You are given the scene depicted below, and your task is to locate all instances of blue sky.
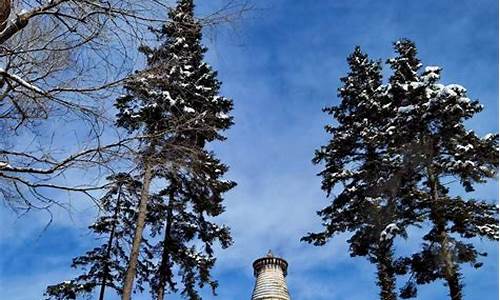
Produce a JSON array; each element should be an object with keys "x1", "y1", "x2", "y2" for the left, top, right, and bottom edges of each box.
[{"x1": 1, "y1": 0, "x2": 498, "y2": 299}]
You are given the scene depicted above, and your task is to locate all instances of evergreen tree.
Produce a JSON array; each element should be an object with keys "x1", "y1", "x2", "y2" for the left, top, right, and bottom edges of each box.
[
  {"x1": 147, "y1": 152, "x2": 234, "y2": 300},
  {"x1": 385, "y1": 39, "x2": 499, "y2": 300},
  {"x1": 115, "y1": 1, "x2": 235, "y2": 299},
  {"x1": 44, "y1": 173, "x2": 153, "y2": 300},
  {"x1": 302, "y1": 47, "x2": 418, "y2": 300},
  {"x1": 303, "y1": 40, "x2": 498, "y2": 300}
]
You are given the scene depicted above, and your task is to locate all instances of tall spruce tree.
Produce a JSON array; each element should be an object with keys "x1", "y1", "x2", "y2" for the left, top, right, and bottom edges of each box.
[
  {"x1": 385, "y1": 39, "x2": 499, "y2": 300},
  {"x1": 44, "y1": 173, "x2": 153, "y2": 300},
  {"x1": 303, "y1": 41, "x2": 498, "y2": 300},
  {"x1": 147, "y1": 153, "x2": 234, "y2": 300},
  {"x1": 115, "y1": 1, "x2": 235, "y2": 299},
  {"x1": 302, "y1": 47, "x2": 419, "y2": 300}
]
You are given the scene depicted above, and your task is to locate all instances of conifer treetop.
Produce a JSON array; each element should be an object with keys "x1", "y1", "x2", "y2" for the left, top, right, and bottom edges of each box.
[{"x1": 116, "y1": 0, "x2": 233, "y2": 146}]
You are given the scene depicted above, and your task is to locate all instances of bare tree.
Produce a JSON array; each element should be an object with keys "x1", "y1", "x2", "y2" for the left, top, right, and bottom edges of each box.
[{"x1": 0, "y1": 0, "x2": 251, "y2": 212}]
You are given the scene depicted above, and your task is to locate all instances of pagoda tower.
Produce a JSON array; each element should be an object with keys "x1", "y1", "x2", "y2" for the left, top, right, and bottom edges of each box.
[{"x1": 251, "y1": 250, "x2": 291, "y2": 300}]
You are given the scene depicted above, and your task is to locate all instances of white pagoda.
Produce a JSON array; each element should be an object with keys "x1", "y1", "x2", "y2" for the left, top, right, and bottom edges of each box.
[{"x1": 251, "y1": 250, "x2": 291, "y2": 300}]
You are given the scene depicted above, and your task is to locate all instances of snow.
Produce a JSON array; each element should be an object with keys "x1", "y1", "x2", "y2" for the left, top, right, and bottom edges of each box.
[
  {"x1": 457, "y1": 97, "x2": 471, "y2": 104},
  {"x1": 365, "y1": 196, "x2": 382, "y2": 203},
  {"x1": 434, "y1": 83, "x2": 445, "y2": 90},
  {"x1": 174, "y1": 37, "x2": 185, "y2": 45},
  {"x1": 446, "y1": 84, "x2": 467, "y2": 93},
  {"x1": 422, "y1": 66, "x2": 441, "y2": 82},
  {"x1": 448, "y1": 159, "x2": 476, "y2": 169},
  {"x1": 456, "y1": 144, "x2": 473, "y2": 152},
  {"x1": 477, "y1": 224, "x2": 499, "y2": 237},
  {"x1": 423, "y1": 72, "x2": 440, "y2": 82},
  {"x1": 409, "y1": 81, "x2": 424, "y2": 89},
  {"x1": 180, "y1": 69, "x2": 193, "y2": 76},
  {"x1": 347, "y1": 186, "x2": 357, "y2": 192},
  {"x1": 331, "y1": 169, "x2": 353, "y2": 179},
  {"x1": 0, "y1": 162, "x2": 12, "y2": 168},
  {"x1": 162, "y1": 91, "x2": 176, "y2": 105},
  {"x1": 479, "y1": 166, "x2": 493, "y2": 173},
  {"x1": 216, "y1": 112, "x2": 229, "y2": 119},
  {"x1": 195, "y1": 85, "x2": 212, "y2": 91},
  {"x1": 197, "y1": 73, "x2": 210, "y2": 82},
  {"x1": 439, "y1": 86, "x2": 457, "y2": 97},
  {"x1": 398, "y1": 105, "x2": 415, "y2": 113},
  {"x1": 483, "y1": 133, "x2": 494, "y2": 139},
  {"x1": 183, "y1": 249, "x2": 207, "y2": 264},
  {"x1": 183, "y1": 106, "x2": 195, "y2": 113},
  {"x1": 386, "y1": 126, "x2": 396, "y2": 135},
  {"x1": 380, "y1": 223, "x2": 399, "y2": 241},
  {"x1": 425, "y1": 66, "x2": 441, "y2": 73},
  {"x1": 0, "y1": 67, "x2": 46, "y2": 94}
]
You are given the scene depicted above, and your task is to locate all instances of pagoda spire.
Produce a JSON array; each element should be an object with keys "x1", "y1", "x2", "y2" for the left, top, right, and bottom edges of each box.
[{"x1": 251, "y1": 251, "x2": 291, "y2": 300}]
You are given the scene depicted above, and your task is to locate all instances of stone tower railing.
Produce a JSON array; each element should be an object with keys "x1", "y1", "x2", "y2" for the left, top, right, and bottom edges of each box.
[{"x1": 251, "y1": 250, "x2": 291, "y2": 300}]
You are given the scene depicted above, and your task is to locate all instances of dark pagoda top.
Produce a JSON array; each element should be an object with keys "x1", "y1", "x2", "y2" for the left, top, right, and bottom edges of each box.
[{"x1": 252, "y1": 250, "x2": 289, "y2": 277}]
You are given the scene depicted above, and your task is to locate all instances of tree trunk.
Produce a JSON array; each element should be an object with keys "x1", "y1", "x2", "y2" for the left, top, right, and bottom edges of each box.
[
  {"x1": 0, "y1": 9, "x2": 29, "y2": 44},
  {"x1": 121, "y1": 162, "x2": 153, "y2": 300},
  {"x1": 376, "y1": 243, "x2": 397, "y2": 300},
  {"x1": 427, "y1": 167, "x2": 462, "y2": 300},
  {"x1": 442, "y1": 243, "x2": 462, "y2": 300},
  {"x1": 0, "y1": 0, "x2": 10, "y2": 31},
  {"x1": 437, "y1": 221, "x2": 462, "y2": 300},
  {"x1": 156, "y1": 192, "x2": 174, "y2": 300},
  {"x1": 98, "y1": 184, "x2": 123, "y2": 300}
]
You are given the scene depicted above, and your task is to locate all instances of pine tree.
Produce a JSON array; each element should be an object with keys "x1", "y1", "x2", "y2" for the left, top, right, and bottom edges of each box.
[
  {"x1": 44, "y1": 173, "x2": 153, "y2": 300},
  {"x1": 147, "y1": 152, "x2": 234, "y2": 300},
  {"x1": 115, "y1": 1, "x2": 235, "y2": 299},
  {"x1": 302, "y1": 47, "x2": 417, "y2": 300},
  {"x1": 385, "y1": 39, "x2": 499, "y2": 300}
]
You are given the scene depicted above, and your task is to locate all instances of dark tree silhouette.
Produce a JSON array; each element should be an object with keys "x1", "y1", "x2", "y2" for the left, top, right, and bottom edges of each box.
[
  {"x1": 115, "y1": 1, "x2": 235, "y2": 299},
  {"x1": 302, "y1": 47, "x2": 420, "y2": 300},
  {"x1": 44, "y1": 173, "x2": 154, "y2": 300},
  {"x1": 385, "y1": 39, "x2": 498, "y2": 300}
]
